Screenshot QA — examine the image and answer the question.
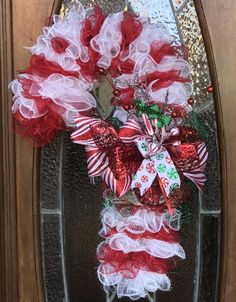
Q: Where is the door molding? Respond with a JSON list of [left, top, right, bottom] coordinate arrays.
[[194, 0, 228, 299], [0, 0, 235, 301], [0, 1, 61, 301], [196, 1, 236, 301], [0, 0, 18, 300]]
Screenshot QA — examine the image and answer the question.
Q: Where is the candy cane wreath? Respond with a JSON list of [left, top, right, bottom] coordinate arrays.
[[10, 4, 208, 301]]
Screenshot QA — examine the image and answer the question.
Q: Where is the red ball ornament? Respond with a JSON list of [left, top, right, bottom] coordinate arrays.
[[98, 67, 107, 76], [113, 89, 121, 97], [207, 85, 214, 93], [187, 98, 194, 105], [179, 127, 199, 142], [171, 111, 177, 118], [138, 82, 146, 89]]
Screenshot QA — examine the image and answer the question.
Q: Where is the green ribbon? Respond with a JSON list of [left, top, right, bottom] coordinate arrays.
[[135, 99, 171, 128]]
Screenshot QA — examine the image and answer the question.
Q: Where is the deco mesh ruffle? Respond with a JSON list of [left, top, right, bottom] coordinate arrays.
[[10, 3, 208, 301]]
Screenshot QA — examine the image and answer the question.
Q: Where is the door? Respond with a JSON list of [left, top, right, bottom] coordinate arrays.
[[0, 0, 235, 301]]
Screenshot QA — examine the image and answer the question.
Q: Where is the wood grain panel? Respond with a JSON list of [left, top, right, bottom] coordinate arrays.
[[12, 2, 59, 300], [0, 1, 61, 301], [196, 1, 236, 301], [0, 0, 17, 301]]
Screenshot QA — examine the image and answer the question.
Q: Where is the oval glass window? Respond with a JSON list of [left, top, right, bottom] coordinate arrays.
[[40, 1, 221, 301]]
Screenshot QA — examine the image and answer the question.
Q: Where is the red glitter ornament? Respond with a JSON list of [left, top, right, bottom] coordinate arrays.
[[179, 127, 199, 142], [178, 144, 197, 159], [113, 89, 121, 97], [90, 123, 120, 150], [171, 111, 177, 118], [136, 183, 162, 207], [187, 98, 194, 105], [169, 184, 191, 208], [171, 143, 200, 171], [97, 67, 107, 76], [207, 85, 214, 93]]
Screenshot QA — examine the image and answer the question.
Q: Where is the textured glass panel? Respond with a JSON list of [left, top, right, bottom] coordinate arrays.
[[199, 215, 220, 301], [177, 1, 221, 211], [177, 0, 212, 106], [128, 0, 181, 44], [41, 135, 62, 210], [199, 109, 221, 210], [40, 1, 222, 302], [171, 0, 187, 11], [61, 0, 126, 14], [42, 214, 65, 301], [157, 194, 199, 301], [62, 132, 105, 302]]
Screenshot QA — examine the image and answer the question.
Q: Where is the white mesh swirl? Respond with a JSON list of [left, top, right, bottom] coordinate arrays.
[[90, 12, 124, 69], [9, 73, 97, 125], [115, 54, 192, 105], [10, 76, 46, 119], [120, 22, 173, 63], [98, 267, 171, 300], [10, 8, 193, 127], [106, 234, 186, 259], [30, 8, 89, 72], [100, 206, 181, 237]]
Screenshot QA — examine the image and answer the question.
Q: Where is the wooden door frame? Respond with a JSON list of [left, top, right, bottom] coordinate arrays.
[[196, 1, 236, 301], [194, 1, 228, 300], [0, 1, 17, 300], [0, 1, 61, 301], [0, 0, 235, 301]]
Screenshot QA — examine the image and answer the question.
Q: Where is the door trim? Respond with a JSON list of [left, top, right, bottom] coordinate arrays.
[[194, 1, 227, 299], [0, 0, 18, 300], [0, 1, 61, 301]]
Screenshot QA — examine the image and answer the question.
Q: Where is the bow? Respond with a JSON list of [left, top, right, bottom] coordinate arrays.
[[135, 99, 171, 128], [119, 117, 180, 214], [71, 116, 141, 197]]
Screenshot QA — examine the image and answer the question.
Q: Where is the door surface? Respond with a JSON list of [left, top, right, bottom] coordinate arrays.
[[0, 0, 235, 301]]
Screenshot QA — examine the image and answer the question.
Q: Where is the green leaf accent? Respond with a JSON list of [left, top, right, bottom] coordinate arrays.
[[182, 111, 210, 139], [135, 99, 171, 128], [156, 120, 164, 128], [162, 115, 171, 125], [135, 99, 160, 118]]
